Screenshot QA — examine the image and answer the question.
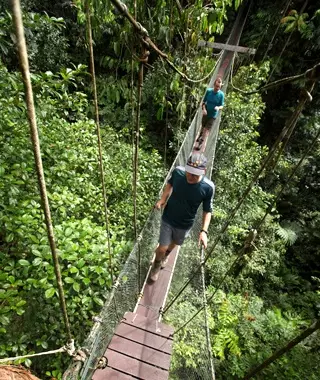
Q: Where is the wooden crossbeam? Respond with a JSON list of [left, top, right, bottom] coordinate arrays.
[[198, 40, 256, 55]]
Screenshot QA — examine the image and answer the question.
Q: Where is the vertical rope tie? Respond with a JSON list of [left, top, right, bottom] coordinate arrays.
[[11, 0, 72, 342], [86, 2, 114, 286], [133, 43, 149, 290]]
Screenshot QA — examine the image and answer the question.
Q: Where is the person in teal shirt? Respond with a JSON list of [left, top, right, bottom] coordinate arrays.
[[195, 77, 224, 150], [202, 76, 225, 124], [148, 153, 215, 282]]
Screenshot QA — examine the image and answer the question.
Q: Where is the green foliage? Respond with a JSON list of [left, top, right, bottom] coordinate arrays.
[[0, 60, 162, 376], [281, 10, 309, 33], [0, 9, 69, 71], [276, 223, 298, 246]]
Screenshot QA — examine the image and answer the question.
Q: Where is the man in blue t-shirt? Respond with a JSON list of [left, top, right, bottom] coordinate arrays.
[[148, 153, 215, 282], [195, 77, 224, 150]]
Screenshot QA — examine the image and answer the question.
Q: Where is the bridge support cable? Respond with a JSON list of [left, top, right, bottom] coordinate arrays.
[[266, 0, 309, 84], [133, 44, 149, 291], [261, 0, 292, 62], [85, 1, 114, 287], [11, 0, 72, 343], [242, 319, 320, 380], [173, 123, 320, 335], [162, 77, 317, 316]]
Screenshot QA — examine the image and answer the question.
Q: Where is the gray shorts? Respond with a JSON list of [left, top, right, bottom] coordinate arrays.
[[202, 116, 216, 129], [159, 220, 191, 246]]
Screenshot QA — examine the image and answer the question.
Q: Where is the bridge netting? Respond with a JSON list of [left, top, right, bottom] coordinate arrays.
[[66, 51, 232, 379]]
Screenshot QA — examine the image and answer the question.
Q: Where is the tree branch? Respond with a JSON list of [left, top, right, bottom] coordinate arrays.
[[110, 0, 215, 83], [231, 62, 320, 95]]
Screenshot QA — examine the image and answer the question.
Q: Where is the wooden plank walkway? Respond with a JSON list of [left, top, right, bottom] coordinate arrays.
[[92, 247, 179, 379], [92, 312, 174, 380]]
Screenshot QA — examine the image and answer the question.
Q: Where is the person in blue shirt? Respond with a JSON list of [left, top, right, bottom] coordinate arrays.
[[195, 77, 224, 150], [148, 153, 215, 282]]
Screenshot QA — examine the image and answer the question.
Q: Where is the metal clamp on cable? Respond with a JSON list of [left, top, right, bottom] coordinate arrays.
[[92, 316, 103, 323]]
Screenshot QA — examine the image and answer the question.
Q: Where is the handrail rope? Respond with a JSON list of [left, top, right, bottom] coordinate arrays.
[[162, 78, 316, 315], [266, 0, 309, 85], [174, 123, 320, 334], [230, 61, 320, 95], [85, 1, 114, 288], [261, 0, 292, 62], [11, 0, 72, 343], [199, 245, 216, 380], [242, 319, 320, 380], [110, 0, 224, 83], [0, 342, 75, 364]]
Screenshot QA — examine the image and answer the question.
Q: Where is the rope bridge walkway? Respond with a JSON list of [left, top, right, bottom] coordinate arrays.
[[67, 3, 251, 379], [6, 0, 320, 379]]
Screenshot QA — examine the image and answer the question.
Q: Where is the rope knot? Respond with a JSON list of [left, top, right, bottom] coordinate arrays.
[[73, 348, 88, 362], [119, 1, 128, 13], [301, 88, 313, 102], [136, 22, 149, 37], [64, 339, 76, 356]]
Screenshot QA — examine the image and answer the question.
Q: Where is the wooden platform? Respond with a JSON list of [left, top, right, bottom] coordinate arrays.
[[92, 312, 174, 380]]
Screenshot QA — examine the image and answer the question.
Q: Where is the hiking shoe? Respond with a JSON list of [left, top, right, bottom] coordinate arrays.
[[148, 259, 162, 282], [161, 252, 171, 269]]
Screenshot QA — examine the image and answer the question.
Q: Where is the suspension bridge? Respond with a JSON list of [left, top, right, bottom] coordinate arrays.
[[2, 0, 320, 379]]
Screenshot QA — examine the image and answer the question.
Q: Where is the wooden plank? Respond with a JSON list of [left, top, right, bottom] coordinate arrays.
[[122, 312, 174, 338], [114, 323, 173, 354], [108, 335, 171, 370], [93, 367, 134, 380], [136, 246, 179, 320], [197, 40, 256, 54], [106, 350, 169, 380]]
